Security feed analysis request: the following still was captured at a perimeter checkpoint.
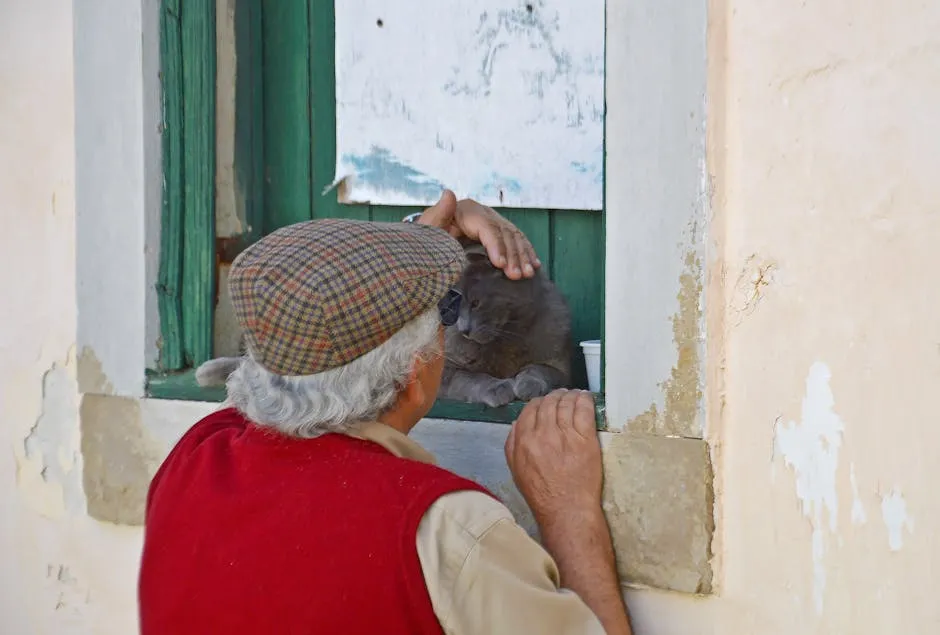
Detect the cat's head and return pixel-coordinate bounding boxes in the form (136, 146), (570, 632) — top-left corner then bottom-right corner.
(452, 244), (541, 345)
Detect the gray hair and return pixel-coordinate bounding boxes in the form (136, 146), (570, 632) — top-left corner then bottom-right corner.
(226, 309), (441, 438)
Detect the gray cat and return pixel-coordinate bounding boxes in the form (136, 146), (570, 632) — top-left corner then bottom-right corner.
(194, 242), (572, 408)
(439, 242), (571, 408)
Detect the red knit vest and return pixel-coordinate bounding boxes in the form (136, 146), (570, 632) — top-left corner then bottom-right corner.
(138, 407), (494, 635)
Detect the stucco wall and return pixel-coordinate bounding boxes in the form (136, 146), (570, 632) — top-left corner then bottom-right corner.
(0, 2), (143, 633)
(2, 0), (939, 633)
(705, 0), (940, 630)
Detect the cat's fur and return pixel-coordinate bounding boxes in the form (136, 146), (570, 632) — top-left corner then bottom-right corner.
(194, 242), (573, 408)
(439, 242), (571, 408)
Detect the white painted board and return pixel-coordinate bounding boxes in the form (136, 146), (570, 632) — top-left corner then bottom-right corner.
(333, 0), (605, 210)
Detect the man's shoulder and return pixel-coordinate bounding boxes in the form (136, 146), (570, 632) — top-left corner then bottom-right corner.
(374, 450), (497, 502)
(423, 488), (517, 543)
(337, 434), (493, 498)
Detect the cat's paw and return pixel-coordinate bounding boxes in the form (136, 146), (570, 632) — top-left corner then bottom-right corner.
(480, 379), (516, 408)
(512, 375), (552, 401)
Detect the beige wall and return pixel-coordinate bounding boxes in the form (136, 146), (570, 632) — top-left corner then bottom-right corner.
(1, 0), (939, 633)
(0, 2), (143, 633)
(706, 0), (940, 631)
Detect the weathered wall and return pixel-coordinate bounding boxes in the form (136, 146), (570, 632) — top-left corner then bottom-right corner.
(74, 0), (162, 395)
(604, 0), (708, 441)
(3, 0), (940, 633)
(0, 2), (143, 633)
(704, 0), (940, 631)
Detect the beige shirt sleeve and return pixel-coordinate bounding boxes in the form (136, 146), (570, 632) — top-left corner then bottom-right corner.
(345, 421), (605, 633)
(416, 490), (606, 635)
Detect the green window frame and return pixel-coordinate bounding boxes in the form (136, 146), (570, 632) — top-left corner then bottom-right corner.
(147, 0), (606, 428)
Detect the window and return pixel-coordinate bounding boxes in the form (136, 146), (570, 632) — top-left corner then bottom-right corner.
(147, 0), (605, 427)
(81, 0), (713, 596)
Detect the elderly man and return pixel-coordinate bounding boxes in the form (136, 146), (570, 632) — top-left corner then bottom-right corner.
(138, 193), (632, 635)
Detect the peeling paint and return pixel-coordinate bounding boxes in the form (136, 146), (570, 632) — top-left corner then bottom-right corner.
(850, 463), (867, 525)
(729, 254), (777, 325)
(45, 564), (90, 616)
(76, 346), (115, 395)
(880, 488), (914, 552)
(627, 249), (703, 438)
(81, 394), (165, 526)
(18, 356), (84, 518)
(338, 147), (446, 204)
(773, 361), (844, 614)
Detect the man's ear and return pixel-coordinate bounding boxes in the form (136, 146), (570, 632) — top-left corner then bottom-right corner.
(397, 358), (427, 408)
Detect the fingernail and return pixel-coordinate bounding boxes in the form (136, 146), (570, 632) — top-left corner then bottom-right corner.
(523, 264), (534, 276)
(535, 258), (542, 267)
(511, 266), (521, 276)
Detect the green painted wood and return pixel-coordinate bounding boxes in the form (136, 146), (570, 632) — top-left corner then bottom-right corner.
(145, 370), (606, 429)
(308, 0), (368, 221)
(430, 396), (606, 430)
(261, 0), (312, 232)
(429, 399), (526, 424)
(157, 0), (185, 371)
(368, 205), (422, 224)
(146, 369), (227, 402)
(551, 209), (604, 390)
(600, 55), (607, 393)
(232, 0), (264, 248)
(180, 0), (217, 367)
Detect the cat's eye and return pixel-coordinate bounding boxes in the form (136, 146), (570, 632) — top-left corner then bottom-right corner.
(470, 299), (481, 309)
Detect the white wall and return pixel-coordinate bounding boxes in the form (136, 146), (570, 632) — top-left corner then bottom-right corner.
(74, 0), (162, 396)
(0, 1), (144, 633)
(3, 0), (940, 632)
(604, 0), (708, 438)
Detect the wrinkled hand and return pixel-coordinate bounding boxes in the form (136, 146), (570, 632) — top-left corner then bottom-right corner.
(504, 389), (603, 524)
(418, 190), (541, 280)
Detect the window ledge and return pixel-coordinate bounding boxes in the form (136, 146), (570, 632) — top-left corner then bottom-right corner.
(144, 369), (608, 430)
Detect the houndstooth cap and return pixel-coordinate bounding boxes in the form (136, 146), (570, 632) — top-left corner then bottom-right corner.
(228, 218), (465, 376)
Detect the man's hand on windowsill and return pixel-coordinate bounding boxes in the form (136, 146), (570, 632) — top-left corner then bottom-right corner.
(417, 189), (541, 280)
(505, 390), (634, 635)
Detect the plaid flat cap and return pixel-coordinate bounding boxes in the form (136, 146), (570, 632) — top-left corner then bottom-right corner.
(228, 218), (465, 376)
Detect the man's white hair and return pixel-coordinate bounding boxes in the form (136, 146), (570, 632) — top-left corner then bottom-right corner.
(226, 309), (441, 438)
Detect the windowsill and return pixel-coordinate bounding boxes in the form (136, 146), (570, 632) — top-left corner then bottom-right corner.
(144, 369), (607, 430)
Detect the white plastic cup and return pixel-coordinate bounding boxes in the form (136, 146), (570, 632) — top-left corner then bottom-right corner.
(579, 339), (601, 393)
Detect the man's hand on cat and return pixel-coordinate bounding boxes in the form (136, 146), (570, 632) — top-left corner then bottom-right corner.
(418, 189), (541, 280)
